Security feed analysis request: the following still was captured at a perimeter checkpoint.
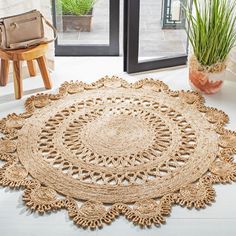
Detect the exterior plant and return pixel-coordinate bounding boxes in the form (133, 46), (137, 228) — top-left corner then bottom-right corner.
(60, 0), (96, 16)
(59, 0), (96, 32)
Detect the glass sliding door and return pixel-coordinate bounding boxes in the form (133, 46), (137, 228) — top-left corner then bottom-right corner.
(52, 0), (120, 56)
(124, 0), (191, 73)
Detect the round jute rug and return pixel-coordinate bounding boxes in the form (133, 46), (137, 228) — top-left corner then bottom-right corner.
(0, 76), (236, 229)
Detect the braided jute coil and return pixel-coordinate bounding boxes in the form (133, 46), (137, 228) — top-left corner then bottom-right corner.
(189, 55), (227, 74)
(0, 76), (236, 229)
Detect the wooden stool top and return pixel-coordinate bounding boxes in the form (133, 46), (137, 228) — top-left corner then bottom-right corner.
(0, 44), (48, 61)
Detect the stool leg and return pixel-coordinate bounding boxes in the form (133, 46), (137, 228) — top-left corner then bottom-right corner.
(13, 61), (23, 99)
(36, 56), (52, 89)
(27, 60), (36, 77)
(0, 59), (9, 86)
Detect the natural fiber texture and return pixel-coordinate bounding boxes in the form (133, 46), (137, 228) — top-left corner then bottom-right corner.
(189, 55), (227, 73)
(0, 76), (236, 229)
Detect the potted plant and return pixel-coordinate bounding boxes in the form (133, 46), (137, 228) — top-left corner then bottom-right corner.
(60, 0), (96, 32)
(185, 0), (236, 94)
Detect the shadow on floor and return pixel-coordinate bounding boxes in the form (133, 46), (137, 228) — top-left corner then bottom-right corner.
(0, 87), (47, 103)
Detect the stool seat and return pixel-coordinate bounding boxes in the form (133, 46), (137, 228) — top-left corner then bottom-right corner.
(0, 44), (52, 99)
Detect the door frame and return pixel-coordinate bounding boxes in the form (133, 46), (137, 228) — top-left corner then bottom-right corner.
(52, 0), (120, 56)
(124, 0), (188, 73)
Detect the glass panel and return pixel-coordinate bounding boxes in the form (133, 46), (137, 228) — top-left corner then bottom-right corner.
(55, 0), (110, 45)
(138, 0), (187, 62)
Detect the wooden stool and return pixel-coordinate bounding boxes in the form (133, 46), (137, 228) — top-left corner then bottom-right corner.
(0, 44), (52, 99)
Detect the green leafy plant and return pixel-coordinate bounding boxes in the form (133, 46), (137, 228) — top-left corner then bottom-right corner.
(60, 0), (96, 16)
(185, 0), (236, 66)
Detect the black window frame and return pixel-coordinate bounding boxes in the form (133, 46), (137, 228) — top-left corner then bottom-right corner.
(51, 0), (120, 56)
(124, 0), (189, 73)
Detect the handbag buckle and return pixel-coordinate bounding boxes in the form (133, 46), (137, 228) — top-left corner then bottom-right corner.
(10, 22), (18, 31)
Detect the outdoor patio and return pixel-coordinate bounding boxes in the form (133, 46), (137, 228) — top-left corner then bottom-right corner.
(57, 0), (187, 59)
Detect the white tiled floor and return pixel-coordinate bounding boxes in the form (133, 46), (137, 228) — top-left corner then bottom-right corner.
(0, 57), (236, 236)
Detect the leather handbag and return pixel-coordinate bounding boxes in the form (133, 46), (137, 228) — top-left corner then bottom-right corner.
(0, 9), (57, 50)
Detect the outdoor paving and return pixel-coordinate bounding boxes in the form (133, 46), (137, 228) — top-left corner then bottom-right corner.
(57, 0), (187, 59)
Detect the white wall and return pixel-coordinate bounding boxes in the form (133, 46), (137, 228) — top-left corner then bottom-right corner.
(228, 46), (236, 81)
(227, 1), (236, 81)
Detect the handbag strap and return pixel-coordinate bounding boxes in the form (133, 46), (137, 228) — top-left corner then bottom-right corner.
(41, 14), (58, 43)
